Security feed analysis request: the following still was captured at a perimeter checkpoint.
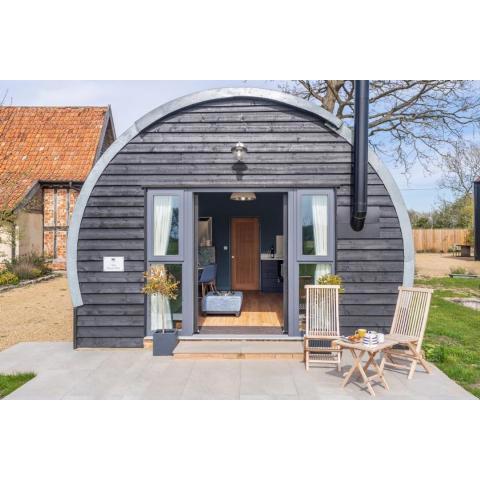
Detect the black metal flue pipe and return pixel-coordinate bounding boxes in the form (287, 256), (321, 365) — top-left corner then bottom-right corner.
(474, 177), (480, 260)
(351, 80), (369, 231)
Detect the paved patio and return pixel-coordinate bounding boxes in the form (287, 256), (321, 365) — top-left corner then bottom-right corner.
(0, 342), (475, 400)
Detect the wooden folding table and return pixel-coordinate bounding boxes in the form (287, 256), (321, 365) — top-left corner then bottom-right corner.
(333, 338), (398, 397)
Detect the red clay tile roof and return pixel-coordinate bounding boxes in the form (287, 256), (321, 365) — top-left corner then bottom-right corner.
(0, 106), (110, 209)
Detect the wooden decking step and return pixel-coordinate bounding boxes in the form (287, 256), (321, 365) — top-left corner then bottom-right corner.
(173, 340), (304, 360)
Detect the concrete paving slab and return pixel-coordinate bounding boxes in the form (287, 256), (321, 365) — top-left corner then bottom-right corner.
(0, 342), (476, 400)
(240, 361), (299, 398)
(181, 360), (241, 399)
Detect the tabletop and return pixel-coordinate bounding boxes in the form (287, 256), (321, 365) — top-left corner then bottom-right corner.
(333, 338), (398, 353)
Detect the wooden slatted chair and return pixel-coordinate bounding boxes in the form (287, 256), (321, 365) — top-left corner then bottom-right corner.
(304, 285), (342, 371)
(383, 286), (434, 379)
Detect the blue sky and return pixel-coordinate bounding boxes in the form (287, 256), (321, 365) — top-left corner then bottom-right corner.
(0, 80), (448, 211)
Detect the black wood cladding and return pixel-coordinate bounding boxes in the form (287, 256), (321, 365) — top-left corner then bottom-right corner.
(75, 98), (403, 346)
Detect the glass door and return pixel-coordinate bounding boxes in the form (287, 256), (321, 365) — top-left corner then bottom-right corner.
(146, 190), (195, 336)
(288, 189), (335, 336)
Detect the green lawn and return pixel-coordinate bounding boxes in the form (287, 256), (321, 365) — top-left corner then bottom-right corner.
(0, 372), (36, 399)
(415, 277), (480, 398)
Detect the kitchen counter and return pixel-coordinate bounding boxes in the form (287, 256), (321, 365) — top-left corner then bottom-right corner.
(260, 254), (284, 261)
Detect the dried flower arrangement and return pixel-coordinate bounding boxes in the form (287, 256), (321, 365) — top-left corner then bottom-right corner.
(142, 265), (179, 299)
(317, 274), (345, 293)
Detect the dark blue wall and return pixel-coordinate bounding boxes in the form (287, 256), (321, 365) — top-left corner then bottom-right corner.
(199, 193), (284, 290)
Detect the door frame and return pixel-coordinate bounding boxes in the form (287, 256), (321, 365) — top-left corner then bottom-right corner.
(191, 189), (290, 336)
(146, 188), (334, 338)
(230, 216), (260, 291)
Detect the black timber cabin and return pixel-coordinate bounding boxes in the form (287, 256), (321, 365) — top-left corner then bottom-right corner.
(67, 87), (414, 348)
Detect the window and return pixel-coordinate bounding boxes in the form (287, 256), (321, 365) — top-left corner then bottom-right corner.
(149, 263), (183, 332)
(297, 190), (334, 260)
(301, 194), (329, 256)
(295, 190), (335, 334)
(153, 195), (180, 256)
(148, 191), (183, 261)
(298, 263), (332, 332)
(147, 191), (185, 334)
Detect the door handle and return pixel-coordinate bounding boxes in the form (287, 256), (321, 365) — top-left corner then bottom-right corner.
(231, 256), (235, 259)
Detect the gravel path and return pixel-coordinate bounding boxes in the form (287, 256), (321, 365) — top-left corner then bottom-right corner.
(0, 254), (478, 352)
(0, 275), (72, 351)
(415, 253), (480, 277)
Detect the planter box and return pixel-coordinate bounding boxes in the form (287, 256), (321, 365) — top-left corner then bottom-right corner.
(152, 330), (178, 356)
(449, 274), (479, 279)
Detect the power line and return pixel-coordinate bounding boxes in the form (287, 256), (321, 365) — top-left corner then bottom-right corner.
(400, 187), (440, 191)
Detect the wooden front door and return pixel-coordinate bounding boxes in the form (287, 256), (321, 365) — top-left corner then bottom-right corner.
(231, 217), (260, 290)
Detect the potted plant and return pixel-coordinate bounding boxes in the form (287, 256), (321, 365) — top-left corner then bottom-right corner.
(317, 273), (345, 293)
(143, 265), (180, 356)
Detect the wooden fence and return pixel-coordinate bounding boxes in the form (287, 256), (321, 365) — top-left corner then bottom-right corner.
(413, 228), (470, 253)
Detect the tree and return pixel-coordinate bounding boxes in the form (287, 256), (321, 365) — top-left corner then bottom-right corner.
(282, 81), (480, 171)
(439, 142), (480, 195)
(409, 193), (473, 229)
(433, 194), (473, 229)
(409, 210), (432, 229)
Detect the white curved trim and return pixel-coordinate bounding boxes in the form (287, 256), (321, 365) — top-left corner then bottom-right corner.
(67, 87), (414, 307)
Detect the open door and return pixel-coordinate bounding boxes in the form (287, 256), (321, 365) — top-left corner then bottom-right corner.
(283, 193), (288, 334)
(193, 193), (199, 333)
(231, 217), (260, 291)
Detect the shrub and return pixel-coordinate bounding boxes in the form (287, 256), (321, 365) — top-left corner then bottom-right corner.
(0, 271), (20, 286)
(450, 266), (468, 275)
(4, 253), (51, 280)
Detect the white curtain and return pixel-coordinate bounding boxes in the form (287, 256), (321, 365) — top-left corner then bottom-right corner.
(314, 263), (332, 284)
(151, 196), (173, 331)
(154, 196), (173, 256)
(312, 195), (328, 256)
(312, 195), (329, 282)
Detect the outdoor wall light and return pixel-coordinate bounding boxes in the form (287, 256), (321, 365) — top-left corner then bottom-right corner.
(230, 192), (256, 201)
(231, 142), (248, 161)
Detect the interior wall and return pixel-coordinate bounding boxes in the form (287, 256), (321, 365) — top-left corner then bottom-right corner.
(198, 192), (283, 290)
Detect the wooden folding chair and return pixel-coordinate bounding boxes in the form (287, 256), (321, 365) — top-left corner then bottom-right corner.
(383, 286), (433, 379)
(304, 285), (342, 371)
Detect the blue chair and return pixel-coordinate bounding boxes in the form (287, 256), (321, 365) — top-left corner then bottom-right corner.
(199, 264), (217, 297)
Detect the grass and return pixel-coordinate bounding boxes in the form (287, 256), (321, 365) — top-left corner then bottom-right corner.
(0, 372), (36, 399)
(415, 277), (480, 398)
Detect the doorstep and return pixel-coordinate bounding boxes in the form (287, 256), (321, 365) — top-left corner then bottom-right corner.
(172, 339), (304, 360)
(144, 334), (301, 348)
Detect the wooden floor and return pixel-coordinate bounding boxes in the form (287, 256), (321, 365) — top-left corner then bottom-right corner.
(198, 292), (283, 327)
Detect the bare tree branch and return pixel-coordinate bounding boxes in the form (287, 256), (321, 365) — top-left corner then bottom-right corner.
(281, 80), (480, 172)
(439, 142), (480, 195)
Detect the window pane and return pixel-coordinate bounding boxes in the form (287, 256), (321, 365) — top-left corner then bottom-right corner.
(298, 263), (332, 332)
(301, 194), (328, 256)
(153, 195), (179, 256)
(150, 263), (182, 331)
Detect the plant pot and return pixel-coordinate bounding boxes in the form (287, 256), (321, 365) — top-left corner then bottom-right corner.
(152, 329), (178, 356)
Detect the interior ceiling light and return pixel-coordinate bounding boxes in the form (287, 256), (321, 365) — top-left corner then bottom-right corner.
(230, 192), (256, 201)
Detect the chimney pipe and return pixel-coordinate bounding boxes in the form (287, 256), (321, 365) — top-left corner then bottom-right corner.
(474, 178), (480, 260)
(351, 80), (369, 231)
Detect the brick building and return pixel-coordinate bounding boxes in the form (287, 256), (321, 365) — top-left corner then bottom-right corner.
(0, 106), (115, 269)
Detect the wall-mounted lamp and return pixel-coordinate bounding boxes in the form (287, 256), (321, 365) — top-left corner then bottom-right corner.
(231, 142), (248, 161)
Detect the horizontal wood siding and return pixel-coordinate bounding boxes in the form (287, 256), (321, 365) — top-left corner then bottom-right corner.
(76, 98), (403, 346)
